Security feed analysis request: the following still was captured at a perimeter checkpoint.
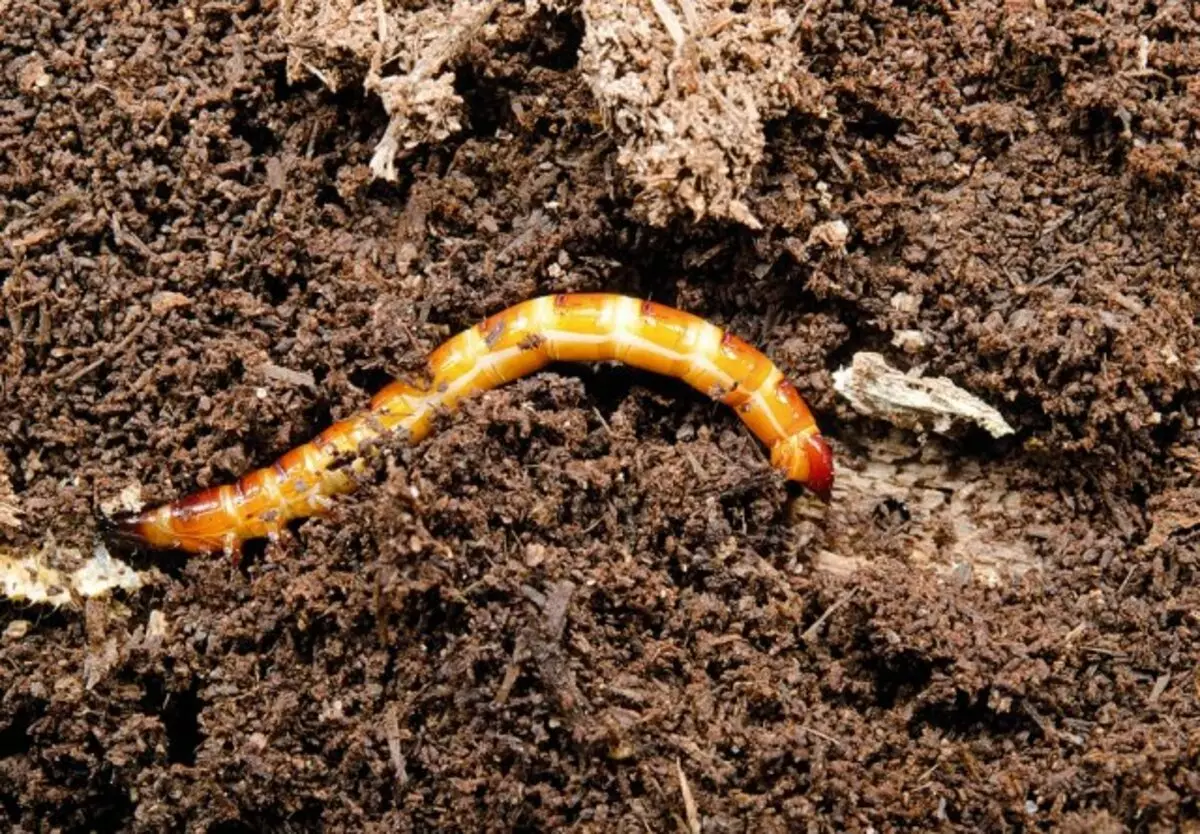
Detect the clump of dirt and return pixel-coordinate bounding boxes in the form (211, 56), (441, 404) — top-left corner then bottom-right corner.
(2, 0), (1199, 831)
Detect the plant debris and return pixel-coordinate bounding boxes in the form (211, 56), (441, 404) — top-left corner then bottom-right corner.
(833, 352), (1016, 439)
(0, 542), (144, 607)
(579, 0), (822, 227)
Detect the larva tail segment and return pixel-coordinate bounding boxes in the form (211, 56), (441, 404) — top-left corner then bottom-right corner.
(112, 488), (226, 555)
(103, 507), (156, 553)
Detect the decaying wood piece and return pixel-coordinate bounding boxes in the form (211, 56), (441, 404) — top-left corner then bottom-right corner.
(833, 352), (1015, 439)
(808, 436), (1041, 588)
(366, 0), (503, 180)
(0, 541), (144, 608)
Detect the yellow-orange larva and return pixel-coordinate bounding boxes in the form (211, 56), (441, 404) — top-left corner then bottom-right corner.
(119, 294), (834, 557)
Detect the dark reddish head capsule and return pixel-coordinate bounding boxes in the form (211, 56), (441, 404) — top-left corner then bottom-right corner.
(803, 434), (835, 502)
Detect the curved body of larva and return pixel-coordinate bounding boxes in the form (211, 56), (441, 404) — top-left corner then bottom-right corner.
(121, 294), (834, 556)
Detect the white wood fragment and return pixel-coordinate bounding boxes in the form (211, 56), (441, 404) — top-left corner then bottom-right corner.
(0, 540), (145, 607)
(833, 352), (1015, 438)
(891, 329), (928, 353)
(73, 542), (143, 598)
(259, 362), (316, 388)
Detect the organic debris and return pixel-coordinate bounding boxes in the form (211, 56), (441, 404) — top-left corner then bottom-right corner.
(833, 352), (1016, 439)
(280, 0), (502, 179)
(579, 0), (821, 227)
(0, 541), (144, 607)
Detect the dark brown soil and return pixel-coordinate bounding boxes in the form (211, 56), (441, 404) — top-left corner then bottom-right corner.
(3, 0), (1199, 831)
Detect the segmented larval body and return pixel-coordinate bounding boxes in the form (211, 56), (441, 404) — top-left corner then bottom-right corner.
(122, 294), (834, 556)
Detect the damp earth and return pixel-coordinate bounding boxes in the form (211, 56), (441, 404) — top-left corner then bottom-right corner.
(1, 1), (1198, 831)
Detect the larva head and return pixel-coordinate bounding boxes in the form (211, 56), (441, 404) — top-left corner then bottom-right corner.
(771, 433), (835, 502)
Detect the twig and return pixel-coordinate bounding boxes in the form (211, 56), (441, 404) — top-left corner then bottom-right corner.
(110, 213), (156, 260)
(788, 0), (816, 39)
(58, 313), (150, 386)
(592, 406), (612, 436)
(1148, 673), (1170, 703)
(799, 723), (843, 748)
(648, 0), (687, 47)
(384, 708), (408, 785)
(674, 758), (701, 834)
(676, 0), (701, 35)
(368, 0), (503, 180)
(801, 586), (858, 643)
(152, 88), (186, 138)
(371, 0), (388, 78)
(1116, 564), (1137, 597)
(493, 635), (525, 706)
